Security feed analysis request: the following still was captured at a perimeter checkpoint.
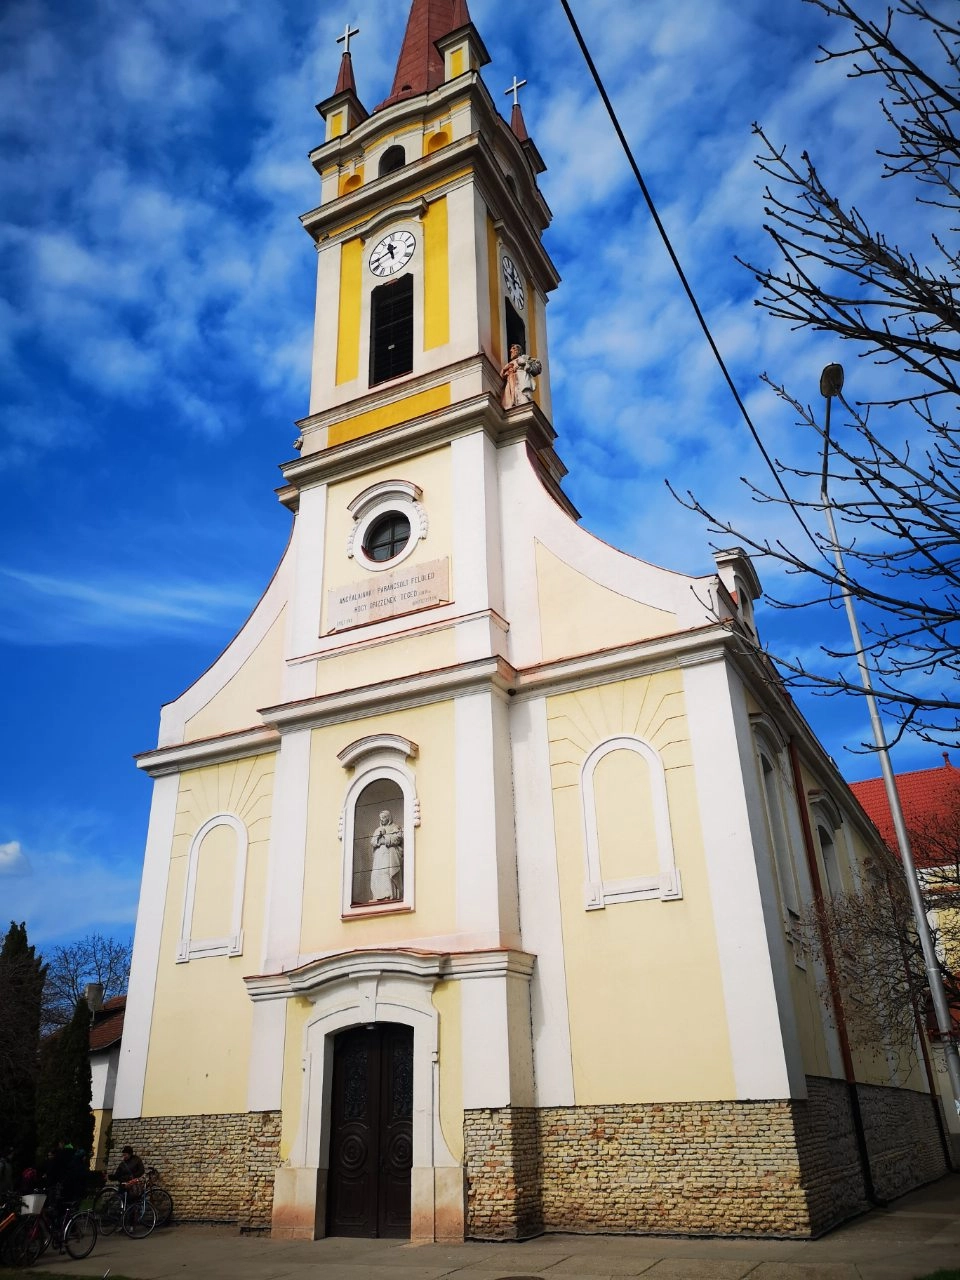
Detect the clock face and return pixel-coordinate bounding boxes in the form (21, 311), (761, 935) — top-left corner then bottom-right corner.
(501, 254), (525, 309)
(369, 230), (416, 277)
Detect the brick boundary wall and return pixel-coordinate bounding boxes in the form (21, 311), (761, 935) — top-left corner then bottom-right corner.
(110, 1111), (281, 1229)
(464, 1080), (948, 1241)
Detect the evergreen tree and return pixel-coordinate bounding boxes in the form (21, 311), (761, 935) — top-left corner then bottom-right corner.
(36, 997), (94, 1160)
(0, 921), (45, 1169)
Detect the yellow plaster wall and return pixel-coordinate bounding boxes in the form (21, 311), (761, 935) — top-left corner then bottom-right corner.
(432, 980), (464, 1163)
(141, 754), (275, 1116)
(185, 607), (285, 741)
(423, 196), (450, 351)
(335, 237), (363, 386)
(327, 384), (451, 449)
(536, 543), (678, 662)
(300, 701), (456, 955)
(315, 630), (456, 697)
(547, 672), (735, 1103)
(321, 447), (454, 635)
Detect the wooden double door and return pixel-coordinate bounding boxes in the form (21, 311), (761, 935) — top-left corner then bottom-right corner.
(326, 1023), (413, 1238)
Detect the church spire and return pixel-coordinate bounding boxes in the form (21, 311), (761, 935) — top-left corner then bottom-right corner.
(377, 0), (470, 111)
(316, 21), (368, 141)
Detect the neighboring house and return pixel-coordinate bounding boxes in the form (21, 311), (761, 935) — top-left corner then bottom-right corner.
(850, 757), (960, 1152)
(89, 996), (126, 1170)
(110, 0), (949, 1243)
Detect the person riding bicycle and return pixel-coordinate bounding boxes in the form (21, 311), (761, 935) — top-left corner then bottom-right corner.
(109, 1146), (144, 1187)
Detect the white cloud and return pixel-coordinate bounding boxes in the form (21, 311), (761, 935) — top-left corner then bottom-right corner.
(0, 841), (30, 877)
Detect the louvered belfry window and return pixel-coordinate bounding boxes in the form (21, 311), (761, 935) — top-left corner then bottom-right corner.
(370, 275), (414, 386)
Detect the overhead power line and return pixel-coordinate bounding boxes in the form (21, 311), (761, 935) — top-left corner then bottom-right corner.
(557, 0), (821, 554)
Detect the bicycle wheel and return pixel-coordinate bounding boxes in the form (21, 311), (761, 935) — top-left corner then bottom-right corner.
(64, 1210), (98, 1259)
(149, 1187), (173, 1227)
(8, 1215), (48, 1267)
(96, 1187), (123, 1235)
(122, 1198), (157, 1239)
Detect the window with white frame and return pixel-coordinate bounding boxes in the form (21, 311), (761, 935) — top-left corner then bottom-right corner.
(177, 813), (248, 961)
(338, 734), (419, 916)
(580, 735), (681, 910)
(752, 721), (801, 920)
(346, 479), (428, 572)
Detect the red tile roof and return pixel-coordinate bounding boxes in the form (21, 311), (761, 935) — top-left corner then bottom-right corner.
(849, 756), (960, 866)
(377, 0), (472, 111)
(89, 995), (126, 1053)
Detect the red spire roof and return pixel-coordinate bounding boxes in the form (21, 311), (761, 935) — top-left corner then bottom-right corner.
(334, 51), (358, 96)
(377, 0), (469, 111)
(510, 102), (529, 142)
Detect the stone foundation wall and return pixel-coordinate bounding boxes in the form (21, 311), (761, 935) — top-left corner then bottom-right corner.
(792, 1076), (868, 1234)
(463, 1107), (542, 1239)
(858, 1081), (947, 1200)
(110, 1111), (281, 1229)
(464, 1081), (948, 1241)
(465, 1100), (811, 1239)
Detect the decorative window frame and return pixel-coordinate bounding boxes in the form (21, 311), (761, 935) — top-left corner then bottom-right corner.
(809, 791), (845, 899)
(338, 734), (420, 918)
(580, 735), (682, 910)
(346, 480), (428, 572)
(177, 813), (247, 962)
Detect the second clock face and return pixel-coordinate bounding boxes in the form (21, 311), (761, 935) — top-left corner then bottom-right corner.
(369, 230), (416, 277)
(501, 254), (524, 309)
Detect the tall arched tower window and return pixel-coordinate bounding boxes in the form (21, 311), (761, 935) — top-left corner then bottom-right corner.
(370, 275), (414, 385)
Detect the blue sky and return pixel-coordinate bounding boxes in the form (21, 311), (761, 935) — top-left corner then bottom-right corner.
(0, 0), (945, 947)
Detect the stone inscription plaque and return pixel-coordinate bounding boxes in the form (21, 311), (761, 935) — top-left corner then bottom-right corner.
(326, 557), (450, 632)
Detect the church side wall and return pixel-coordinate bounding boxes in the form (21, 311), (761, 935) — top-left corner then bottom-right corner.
(140, 754), (275, 1116)
(545, 672), (737, 1105)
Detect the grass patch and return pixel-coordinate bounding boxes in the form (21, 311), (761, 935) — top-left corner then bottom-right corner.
(915, 1272), (960, 1280)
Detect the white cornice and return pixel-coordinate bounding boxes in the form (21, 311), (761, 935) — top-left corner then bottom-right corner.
(135, 726), (280, 777)
(244, 946), (535, 1002)
(280, 388), (562, 504)
(259, 655), (516, 733)
(511, 627), (731, 703)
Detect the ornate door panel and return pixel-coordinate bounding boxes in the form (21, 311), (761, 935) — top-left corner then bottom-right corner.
(327, 1024), (413, 1238)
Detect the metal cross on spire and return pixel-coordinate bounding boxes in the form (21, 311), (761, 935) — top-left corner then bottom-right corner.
(504, 75), (527, 108)
(337, 22), (360, 54)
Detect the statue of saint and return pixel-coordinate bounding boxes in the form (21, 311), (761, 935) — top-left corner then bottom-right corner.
(369, 809), (403, 901)
(500, 344), (542, 410)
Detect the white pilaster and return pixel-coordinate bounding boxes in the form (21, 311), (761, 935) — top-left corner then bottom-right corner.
(512, 695), (575, 1105)
(113, 772), (178, 1118)
(454, 690), (519, 946)
(683, 658), (805, 1099)
(247, 997), (288, 1112)
(285, 483), (328, 686)
(260, 728), (312, 974)
(451, 431), (505, 657)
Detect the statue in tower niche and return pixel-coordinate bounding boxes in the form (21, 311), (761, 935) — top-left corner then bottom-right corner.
(369, 809), (403, 901)
(500, 344), (542, 410)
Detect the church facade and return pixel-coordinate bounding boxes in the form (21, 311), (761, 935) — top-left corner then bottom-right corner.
(112, 0), (949, 1241)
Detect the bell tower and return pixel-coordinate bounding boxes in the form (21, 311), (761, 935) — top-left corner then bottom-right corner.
(291, 0), (560, 463)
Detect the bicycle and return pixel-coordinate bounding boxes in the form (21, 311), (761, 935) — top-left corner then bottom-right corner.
(93, 1176), (157, 1238)
(5, 1191), (98, 1265)
(94, 1165), (172, 1232)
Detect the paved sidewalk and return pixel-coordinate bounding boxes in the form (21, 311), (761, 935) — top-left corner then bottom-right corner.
(47, 1174), (960, 1280)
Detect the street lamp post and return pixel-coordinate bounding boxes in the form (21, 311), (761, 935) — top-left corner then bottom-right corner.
(819, 362), (960, 1118)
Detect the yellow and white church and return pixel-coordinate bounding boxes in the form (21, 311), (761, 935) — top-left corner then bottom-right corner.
(112, 0), (950, 1241)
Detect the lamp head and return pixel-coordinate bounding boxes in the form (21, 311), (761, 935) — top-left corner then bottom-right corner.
(820, 363), (844, 398)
